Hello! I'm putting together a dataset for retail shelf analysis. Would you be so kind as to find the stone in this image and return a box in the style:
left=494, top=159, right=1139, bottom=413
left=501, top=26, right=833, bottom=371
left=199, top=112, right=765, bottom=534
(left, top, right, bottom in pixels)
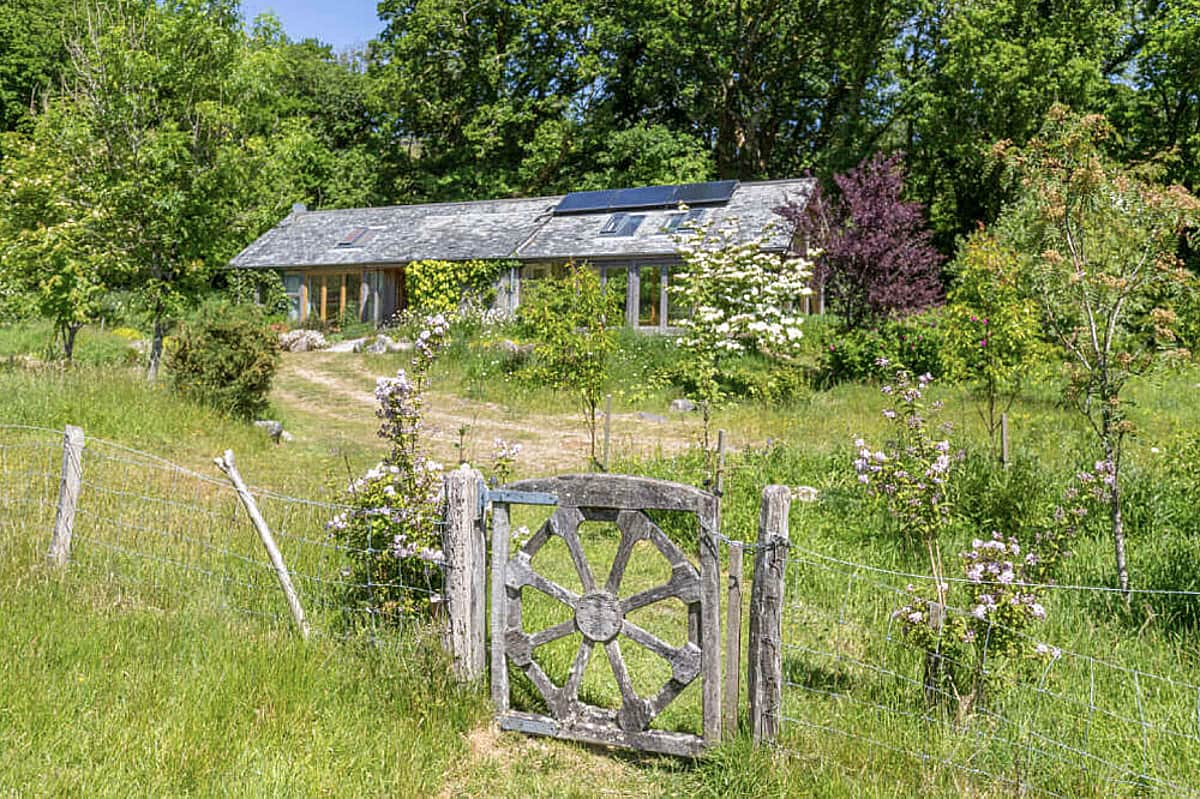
left=326, top=337, right=365, bottom=353
left=497, top=339, right=536, bottom=359
left=669, top=398, right=697, bottom=413
left=253, top=420, right=295, bottom=444
left=637, top=412, right=668, bottom=423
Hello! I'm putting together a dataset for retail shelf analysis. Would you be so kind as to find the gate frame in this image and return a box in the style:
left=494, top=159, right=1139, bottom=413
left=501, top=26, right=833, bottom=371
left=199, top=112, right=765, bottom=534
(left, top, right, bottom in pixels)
left=487, top=473, right=721, bottom=756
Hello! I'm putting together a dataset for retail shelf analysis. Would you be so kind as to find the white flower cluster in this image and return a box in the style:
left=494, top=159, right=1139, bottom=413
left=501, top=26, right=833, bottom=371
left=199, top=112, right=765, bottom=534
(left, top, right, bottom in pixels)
left=673, top=221, right=815, bottom=357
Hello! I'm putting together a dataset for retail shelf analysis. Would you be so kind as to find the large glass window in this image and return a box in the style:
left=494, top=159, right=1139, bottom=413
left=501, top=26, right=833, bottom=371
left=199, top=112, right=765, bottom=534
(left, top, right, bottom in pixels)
left=602, top=265, right=628, bottom=323
left=638, top=265, right=662, bottom=327
left=283, top=273, right=303, bottom=321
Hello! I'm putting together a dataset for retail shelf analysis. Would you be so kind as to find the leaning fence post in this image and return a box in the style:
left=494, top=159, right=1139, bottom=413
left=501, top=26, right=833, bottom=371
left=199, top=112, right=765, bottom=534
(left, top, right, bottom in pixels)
left=48, top=424, right=85, bottom=567
left=214, top=450, right=310, bottom=640
left=443, top=468, right=486, bottom=682
left=748, top=484, right=791, bottom=743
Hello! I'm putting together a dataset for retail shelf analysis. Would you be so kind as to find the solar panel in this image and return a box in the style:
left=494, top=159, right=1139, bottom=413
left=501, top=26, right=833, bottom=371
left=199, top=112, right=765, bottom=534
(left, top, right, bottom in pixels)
left=675, top=180, right=738, bottom=206
left=554, top=189, right=619, bottom=215
left=554, top=181, right=739, bottom=215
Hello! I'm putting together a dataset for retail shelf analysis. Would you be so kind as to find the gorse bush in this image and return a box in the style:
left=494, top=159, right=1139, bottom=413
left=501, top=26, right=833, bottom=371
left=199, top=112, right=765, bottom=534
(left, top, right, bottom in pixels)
left=166, top=303, right=279, bottom=420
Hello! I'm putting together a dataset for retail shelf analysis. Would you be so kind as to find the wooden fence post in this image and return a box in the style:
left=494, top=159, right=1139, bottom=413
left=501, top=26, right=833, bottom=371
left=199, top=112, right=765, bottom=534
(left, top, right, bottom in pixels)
left=715, top=429, right=743, bottom=740
left=214, top=450, right=310, bottom=640
left=443, top=468, right=486, bottom=682
left=748, top=484, right=791, bottom=743
left=48, top=425, right=85, bottom=567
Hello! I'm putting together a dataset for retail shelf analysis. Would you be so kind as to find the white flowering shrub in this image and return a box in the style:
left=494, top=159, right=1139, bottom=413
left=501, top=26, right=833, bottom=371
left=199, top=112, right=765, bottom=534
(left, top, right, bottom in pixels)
left=672, top=221, right=814, bottom=359
left=328, top=314, right=450, bottom=622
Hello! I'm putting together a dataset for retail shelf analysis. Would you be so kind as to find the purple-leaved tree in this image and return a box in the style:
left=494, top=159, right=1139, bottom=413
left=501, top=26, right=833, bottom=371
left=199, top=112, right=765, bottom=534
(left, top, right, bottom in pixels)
left=781, top=153, right=944, bottom=330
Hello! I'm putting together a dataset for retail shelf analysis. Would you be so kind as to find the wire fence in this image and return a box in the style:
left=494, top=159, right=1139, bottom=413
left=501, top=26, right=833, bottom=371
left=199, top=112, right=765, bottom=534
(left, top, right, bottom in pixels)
left=0, top=425, right=446, bottom=641
left=777, top=540, right=1200, bottom=797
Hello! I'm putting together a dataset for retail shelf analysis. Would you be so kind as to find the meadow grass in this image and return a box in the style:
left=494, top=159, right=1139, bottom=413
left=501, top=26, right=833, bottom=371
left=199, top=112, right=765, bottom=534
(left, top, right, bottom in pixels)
left=1, top=320, right=1199, bottom=796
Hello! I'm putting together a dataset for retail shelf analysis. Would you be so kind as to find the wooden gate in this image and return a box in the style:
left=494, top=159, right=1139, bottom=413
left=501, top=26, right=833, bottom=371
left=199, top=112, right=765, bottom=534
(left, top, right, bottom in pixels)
left=488, top=474, right=721, bottom=756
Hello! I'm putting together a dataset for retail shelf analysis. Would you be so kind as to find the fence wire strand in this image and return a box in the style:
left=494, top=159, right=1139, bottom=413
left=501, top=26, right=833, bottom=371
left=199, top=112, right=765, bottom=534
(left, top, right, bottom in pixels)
left=0, top=426, right=445, bottom=643
left=778, top=544, right=1200, bottom=797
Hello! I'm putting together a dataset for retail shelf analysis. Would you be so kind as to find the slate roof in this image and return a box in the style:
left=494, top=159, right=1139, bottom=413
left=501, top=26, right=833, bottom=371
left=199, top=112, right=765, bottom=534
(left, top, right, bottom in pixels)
left=229, top=178, right=815, bottom=270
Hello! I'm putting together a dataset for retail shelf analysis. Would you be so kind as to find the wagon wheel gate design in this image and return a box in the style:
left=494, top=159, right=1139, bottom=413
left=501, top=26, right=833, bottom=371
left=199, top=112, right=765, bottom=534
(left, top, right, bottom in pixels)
left=489, top=474, right=722, bottom=757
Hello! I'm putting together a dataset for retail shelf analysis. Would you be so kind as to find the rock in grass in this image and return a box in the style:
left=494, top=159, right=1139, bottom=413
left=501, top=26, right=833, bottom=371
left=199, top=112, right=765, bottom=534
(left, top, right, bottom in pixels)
left=253, top=419, right=286, bottom=444
left=669, top=398, right=697, bottom=413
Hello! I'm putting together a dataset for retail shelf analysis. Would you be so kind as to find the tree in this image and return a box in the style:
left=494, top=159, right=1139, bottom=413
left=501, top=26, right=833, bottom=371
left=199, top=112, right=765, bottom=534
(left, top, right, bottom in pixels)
left=3, top=1, right=279, bottom=380
left=781, top=152, right=943, bottom=330
left=996, top=105, right=1200, bottom=596
left=942, top=230, right=1043, bottom=454
left=519, top=263, right=619, bottom=470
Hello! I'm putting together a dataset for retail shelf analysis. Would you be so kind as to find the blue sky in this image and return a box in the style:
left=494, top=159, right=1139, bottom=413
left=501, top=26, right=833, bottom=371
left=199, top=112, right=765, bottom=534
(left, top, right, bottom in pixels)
left=240, top=0, right=384, bottom=51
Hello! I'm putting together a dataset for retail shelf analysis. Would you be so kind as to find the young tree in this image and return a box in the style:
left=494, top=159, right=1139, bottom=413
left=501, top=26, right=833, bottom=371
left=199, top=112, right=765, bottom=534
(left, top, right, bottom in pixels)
left=943, top=230, right=1043, bottom=454
left=519, top=262, right=620, bottom=470
left=781, top=153, right=943, bottom=331
left=996, top=105, right=1200, bottom=597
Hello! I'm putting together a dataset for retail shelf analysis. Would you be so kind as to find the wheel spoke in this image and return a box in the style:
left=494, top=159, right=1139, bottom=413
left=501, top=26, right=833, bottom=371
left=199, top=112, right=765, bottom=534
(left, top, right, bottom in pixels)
left=529, top=618, right=577, bottom=648
left=563, top=640, right=593, bottom=702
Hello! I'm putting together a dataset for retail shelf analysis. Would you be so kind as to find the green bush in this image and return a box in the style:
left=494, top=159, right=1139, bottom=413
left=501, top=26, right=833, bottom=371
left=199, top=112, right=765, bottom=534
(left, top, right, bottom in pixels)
left=820, top=307, right=947, bottom=384
left=166, top=303, right=279, bottom=420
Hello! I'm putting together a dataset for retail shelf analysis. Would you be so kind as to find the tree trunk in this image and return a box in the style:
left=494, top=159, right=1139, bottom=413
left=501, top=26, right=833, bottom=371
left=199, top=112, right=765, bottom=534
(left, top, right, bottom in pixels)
left=1109, top=464, right=1130, bottom=600
left=147, top=317, right=166, bottom=383
left=63, top=324, right=81, bottom=363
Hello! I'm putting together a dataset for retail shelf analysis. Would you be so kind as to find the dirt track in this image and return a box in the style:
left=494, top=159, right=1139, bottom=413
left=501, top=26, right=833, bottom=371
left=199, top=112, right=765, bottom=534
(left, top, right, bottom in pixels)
left=273, top=352, right=700, bottom=474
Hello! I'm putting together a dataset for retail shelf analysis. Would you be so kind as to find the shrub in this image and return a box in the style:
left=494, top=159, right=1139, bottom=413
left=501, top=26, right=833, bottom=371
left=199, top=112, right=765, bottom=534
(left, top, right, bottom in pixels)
left=329, top=315, right=451, bottom=623
left=518, top=262, right=619, bottom=467
left=820, top=308, right=946, bottom=384
left=166, top=303, right=279, bottom=420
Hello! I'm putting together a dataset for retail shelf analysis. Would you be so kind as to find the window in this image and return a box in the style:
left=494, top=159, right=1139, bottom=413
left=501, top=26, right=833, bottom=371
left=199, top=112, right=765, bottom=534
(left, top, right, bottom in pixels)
left=336, top=227, right=371, bottom=247
left=598, top=213, right=645, bottom=237
left=283, top=273, right=303, bottom=321
left=659, top=208, right=706, bottom=234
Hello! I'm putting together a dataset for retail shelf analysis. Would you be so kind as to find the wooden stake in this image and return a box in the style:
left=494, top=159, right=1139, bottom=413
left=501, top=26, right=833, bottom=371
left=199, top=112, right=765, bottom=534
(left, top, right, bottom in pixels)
left=603, top=394, right=612, bottom=472
left=490, top=502, right=512, bottom=712
left=1000, top=413, right=1010, bottom=467
left=748, top=485, right=791, bottom=743
left=214, top=450, right=309, bottom=639
left=723, top=545, right=743, bottom=738
left=48, top=425, right=85, bottom=567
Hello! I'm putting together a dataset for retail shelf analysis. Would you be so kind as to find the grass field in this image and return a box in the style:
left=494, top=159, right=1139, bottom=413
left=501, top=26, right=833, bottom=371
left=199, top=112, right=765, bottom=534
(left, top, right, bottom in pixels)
left=1, top=321, right=1199, bottom=796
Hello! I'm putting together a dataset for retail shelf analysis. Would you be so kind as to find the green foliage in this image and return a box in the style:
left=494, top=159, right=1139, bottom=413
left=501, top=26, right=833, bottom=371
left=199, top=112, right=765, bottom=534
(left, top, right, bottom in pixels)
left=217, top=269, right=289, bottom=317
left=330, top=315, right=451, bottom=623
left=942, top=231, right=1045, bottom=444
left=820, top=308, right=946, bottom=384
left=404, top=259, right=509, bottom=315
left=518, top=262, right=619, bottom=467
left=166, top=303, right=280, bottom=420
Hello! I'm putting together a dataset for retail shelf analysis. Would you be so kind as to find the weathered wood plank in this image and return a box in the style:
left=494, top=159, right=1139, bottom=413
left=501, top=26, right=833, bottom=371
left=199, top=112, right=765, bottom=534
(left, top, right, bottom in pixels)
left=443, top=469, right=485, bottom=682
left=498, top=711, right=706, bottom=758
left=723, top=545, right=743, bottom=739
left=214, top=450, right=310, bottom=639
left=490, top=502, right=512, bottom=712
left=503, top=474, right=714, bottom=513
left=748, top=485, right=791, bottom=742
left=48, top=425, right=84, bottom=567
left=700, top=504, right=722, bottom=744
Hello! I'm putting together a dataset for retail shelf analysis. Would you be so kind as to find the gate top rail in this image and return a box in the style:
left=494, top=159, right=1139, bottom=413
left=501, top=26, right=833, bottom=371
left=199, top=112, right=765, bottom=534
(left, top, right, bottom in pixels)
left=500, top=473, right=717, bottom=514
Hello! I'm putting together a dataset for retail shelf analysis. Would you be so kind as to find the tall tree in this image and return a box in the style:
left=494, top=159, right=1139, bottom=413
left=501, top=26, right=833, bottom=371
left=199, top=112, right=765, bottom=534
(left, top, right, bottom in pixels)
left=0, top=0, right=71, bottom=134
left=996, top=106, right=1199, bottom=596
left=894, top=0, right=1129, bottom=249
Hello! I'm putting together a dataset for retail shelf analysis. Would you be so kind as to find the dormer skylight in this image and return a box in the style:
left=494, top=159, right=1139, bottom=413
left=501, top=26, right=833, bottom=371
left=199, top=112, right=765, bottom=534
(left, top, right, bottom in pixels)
left=598, top=213, right=645, bottom=237
left=336, top=227, right=371, bottom=247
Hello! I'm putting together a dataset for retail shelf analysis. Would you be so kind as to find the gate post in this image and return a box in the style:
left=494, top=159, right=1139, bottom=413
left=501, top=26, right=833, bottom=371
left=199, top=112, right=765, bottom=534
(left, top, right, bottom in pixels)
left=748, top=484, right=791, bottom=743
left=443, top=468, right=485, bottom=682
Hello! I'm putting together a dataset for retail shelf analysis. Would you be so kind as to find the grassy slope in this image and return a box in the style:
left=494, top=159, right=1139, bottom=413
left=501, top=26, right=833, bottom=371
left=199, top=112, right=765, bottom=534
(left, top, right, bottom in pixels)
left=2, top=322, right=1199, bottom=796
